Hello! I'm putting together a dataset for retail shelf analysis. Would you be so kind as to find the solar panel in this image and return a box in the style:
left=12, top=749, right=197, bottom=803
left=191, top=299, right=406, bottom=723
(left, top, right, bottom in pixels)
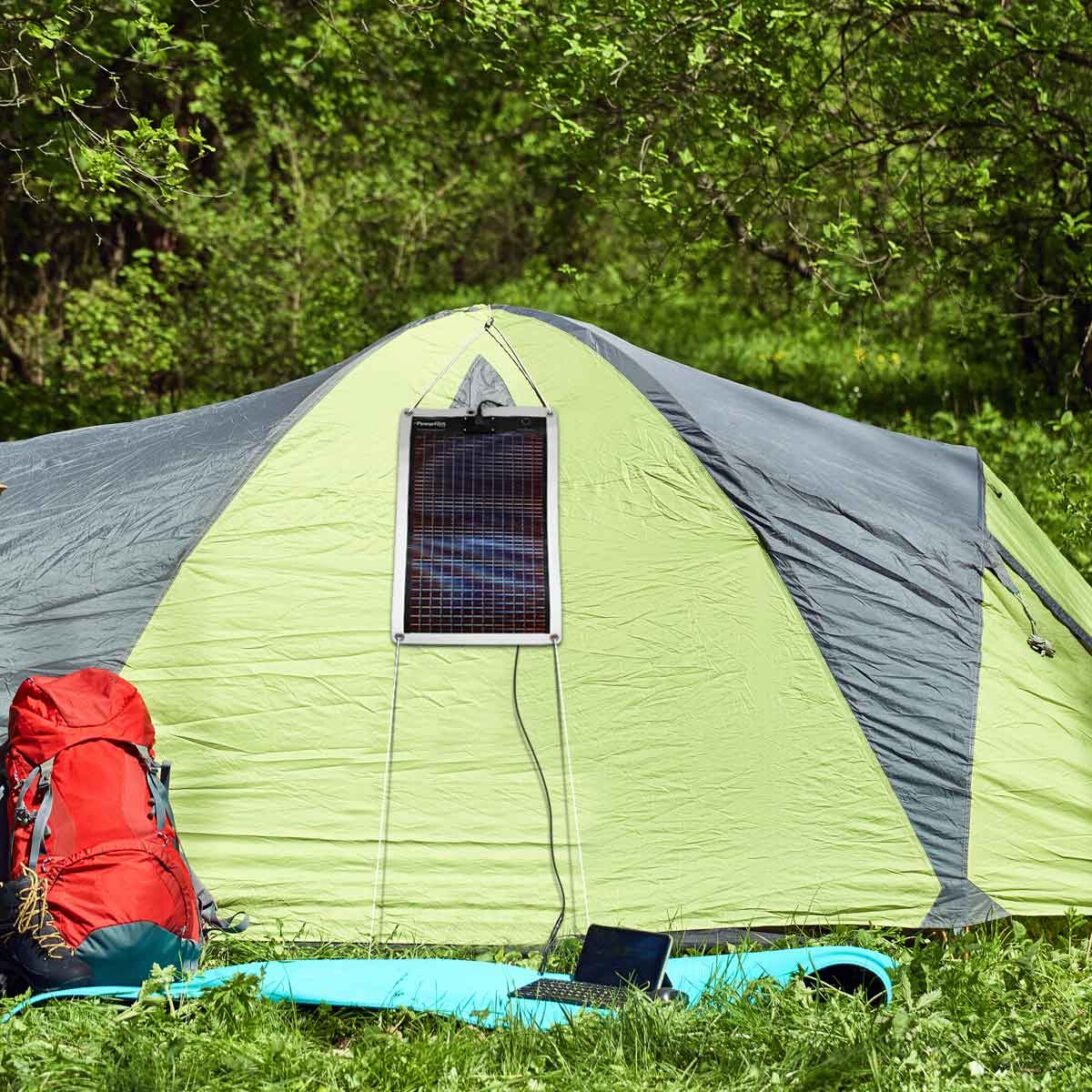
left=392, top=408, right=560, bottom=644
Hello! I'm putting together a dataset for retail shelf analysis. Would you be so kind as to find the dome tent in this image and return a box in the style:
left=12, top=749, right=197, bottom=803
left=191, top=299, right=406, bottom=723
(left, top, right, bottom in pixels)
left=1, top=304, right=1089, bottom=943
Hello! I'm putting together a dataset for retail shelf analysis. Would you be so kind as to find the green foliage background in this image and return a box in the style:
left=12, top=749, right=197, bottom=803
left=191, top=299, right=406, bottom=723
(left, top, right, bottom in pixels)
left=0, top=1, right=1089, bottom=574
left=0, top=6, right=1090, bottom=1087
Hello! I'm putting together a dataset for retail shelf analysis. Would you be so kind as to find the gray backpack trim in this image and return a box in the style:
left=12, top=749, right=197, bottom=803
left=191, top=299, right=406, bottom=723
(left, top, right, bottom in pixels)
left=150, top=759, right=248, bottom=935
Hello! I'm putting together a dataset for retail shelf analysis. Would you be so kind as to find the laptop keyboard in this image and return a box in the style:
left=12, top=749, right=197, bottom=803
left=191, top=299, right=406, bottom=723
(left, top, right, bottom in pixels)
left=509, top=978, right=631, bottom=1009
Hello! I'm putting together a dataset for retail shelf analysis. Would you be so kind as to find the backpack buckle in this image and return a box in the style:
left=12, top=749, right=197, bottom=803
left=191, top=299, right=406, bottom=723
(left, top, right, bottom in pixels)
left=14, top=805, right=34, bottom=826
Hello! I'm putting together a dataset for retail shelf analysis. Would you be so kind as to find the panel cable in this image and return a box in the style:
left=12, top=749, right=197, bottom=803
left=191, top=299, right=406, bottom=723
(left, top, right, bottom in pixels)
left=512, top=646, right=567, bottom=973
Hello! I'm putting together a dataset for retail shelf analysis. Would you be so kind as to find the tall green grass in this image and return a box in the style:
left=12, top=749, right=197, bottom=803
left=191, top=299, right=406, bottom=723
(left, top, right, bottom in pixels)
left=2, top=922, right=1091, bottom=1090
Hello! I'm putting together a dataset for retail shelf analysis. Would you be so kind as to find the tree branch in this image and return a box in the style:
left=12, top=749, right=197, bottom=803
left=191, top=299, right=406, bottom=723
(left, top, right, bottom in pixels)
left=692, top=172, right=812, bottom=278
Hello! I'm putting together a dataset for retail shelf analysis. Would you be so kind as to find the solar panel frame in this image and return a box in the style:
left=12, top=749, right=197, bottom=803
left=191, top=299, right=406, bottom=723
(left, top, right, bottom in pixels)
left=391, top=406, right=561, bottom=645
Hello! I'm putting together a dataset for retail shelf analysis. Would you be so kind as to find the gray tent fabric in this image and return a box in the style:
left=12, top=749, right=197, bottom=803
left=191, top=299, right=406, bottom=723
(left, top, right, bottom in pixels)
left=450, top=355, right=515, bottom=410
left=0, top=308, right=449, bottom=716
left=0, top=364, right=343, bottom=713
left=501, top=306, right=1000, bottom=926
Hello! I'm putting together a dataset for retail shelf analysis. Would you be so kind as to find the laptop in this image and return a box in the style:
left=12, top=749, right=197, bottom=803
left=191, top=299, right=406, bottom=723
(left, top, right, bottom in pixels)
left=509, top=924, right=673, bottom=1009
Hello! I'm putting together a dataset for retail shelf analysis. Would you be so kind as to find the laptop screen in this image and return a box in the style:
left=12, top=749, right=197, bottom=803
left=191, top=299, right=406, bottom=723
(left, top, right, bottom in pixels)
left=574, top=924, right=672, bottom=989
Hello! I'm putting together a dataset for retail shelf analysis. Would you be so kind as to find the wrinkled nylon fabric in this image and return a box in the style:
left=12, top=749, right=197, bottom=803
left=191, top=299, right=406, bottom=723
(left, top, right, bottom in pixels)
left=498, top=307, right=991, bottom=926
left=969, top=567, right=1092, bottom=913
left=5, top=305, right=1089, bottom=939
left=123, top=307, right=936, bottom=942
left=0, top=365, right=342, bottom=711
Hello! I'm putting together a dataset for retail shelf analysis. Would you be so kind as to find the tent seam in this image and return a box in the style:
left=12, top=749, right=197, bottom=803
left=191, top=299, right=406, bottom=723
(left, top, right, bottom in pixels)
left=993, top=541, right=1092, bottom=654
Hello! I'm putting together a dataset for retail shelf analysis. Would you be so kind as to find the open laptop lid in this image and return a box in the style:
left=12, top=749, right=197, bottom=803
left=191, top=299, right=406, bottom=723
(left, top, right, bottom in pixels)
left=574, top=924, right=672, bottom=989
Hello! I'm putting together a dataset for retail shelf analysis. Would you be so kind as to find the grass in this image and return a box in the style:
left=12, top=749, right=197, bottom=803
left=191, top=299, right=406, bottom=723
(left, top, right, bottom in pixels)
left=2, top=920, right=1092, bottom=1090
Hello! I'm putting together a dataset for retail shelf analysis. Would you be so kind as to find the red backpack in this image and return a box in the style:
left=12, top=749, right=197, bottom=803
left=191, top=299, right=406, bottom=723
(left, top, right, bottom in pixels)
left=2, top=668, right=238, bottom=986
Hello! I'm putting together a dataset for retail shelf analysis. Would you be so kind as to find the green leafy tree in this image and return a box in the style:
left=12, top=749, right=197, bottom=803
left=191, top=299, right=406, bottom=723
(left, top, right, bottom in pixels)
left=0, top=2, right=595, bottom=431
left=460, top=0, right=1092, bottom=394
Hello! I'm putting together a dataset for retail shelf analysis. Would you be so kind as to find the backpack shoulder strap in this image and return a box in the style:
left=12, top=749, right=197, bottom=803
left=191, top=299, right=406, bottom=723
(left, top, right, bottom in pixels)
left=25, top=758, right=55, bottom=870
left=11, top=757, right=57, bottom=871
left=145, top=754, right=248, bottom=935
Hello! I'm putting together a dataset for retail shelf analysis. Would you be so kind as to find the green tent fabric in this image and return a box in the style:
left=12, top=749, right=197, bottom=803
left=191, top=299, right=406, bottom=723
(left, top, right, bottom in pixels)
left=1, top=304, right=1088, bottom=943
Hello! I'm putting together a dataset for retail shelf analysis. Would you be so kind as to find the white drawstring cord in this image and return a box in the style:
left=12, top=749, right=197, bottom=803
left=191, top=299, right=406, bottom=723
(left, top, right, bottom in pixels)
left=411, top=325, right=490, bottom=409
left=370, top=637, right=402, bottom=943
left=552, top=638, right=590, bottom=931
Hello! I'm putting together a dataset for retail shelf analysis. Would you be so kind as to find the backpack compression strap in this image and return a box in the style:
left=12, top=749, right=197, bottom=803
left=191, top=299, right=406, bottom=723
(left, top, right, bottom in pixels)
left=190, top=869, right=249, bottom=935
left=135, top=745, right=248, bottom=935
left=13, top=758, right=56, bottom=871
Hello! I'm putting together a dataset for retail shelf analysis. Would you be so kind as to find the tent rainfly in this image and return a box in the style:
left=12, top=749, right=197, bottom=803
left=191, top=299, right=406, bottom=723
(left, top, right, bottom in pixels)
left=1, top=304, right=1090, bottom=944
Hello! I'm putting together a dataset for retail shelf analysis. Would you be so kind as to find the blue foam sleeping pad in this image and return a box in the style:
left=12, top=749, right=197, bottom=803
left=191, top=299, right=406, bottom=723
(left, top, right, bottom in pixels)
left=4, top=946, right=895, bottom=1028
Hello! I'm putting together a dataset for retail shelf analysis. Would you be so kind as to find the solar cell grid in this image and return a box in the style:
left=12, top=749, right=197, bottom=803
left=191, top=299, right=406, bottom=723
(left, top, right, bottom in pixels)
left=404, top=418, right=549, bottom=635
